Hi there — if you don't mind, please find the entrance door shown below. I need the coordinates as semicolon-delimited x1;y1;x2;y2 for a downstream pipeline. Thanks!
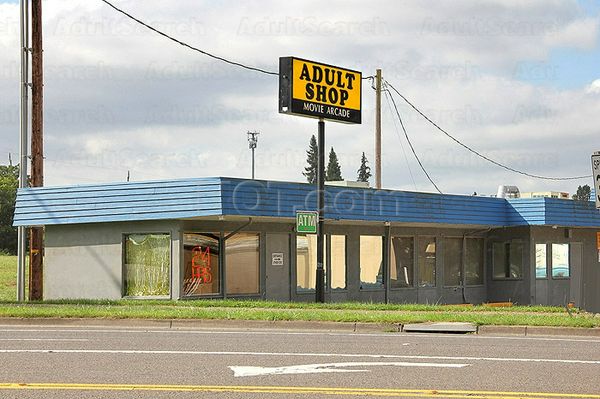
265;233;290;301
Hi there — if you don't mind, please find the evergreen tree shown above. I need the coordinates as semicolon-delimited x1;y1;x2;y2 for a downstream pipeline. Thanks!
326;147;343;181
0;164;19;254
302;135;318;184
356;152;372;183
572;184;591;202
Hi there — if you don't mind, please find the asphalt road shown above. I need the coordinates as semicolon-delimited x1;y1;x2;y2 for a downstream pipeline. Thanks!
0;323;599;399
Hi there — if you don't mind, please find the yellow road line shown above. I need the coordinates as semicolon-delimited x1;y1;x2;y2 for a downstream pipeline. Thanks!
0;383;599;398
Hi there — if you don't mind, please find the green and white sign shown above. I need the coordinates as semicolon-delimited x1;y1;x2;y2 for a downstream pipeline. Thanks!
296;211;318;234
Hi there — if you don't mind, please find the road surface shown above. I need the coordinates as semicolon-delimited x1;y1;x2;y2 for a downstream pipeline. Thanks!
0;323;599;398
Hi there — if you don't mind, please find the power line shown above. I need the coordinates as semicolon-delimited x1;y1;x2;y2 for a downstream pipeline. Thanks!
99;0;278;76
385;80;592;181
383;89;417;190
386;87;442;194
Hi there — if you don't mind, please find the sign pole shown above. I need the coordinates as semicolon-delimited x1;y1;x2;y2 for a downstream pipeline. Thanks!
316;118;325;303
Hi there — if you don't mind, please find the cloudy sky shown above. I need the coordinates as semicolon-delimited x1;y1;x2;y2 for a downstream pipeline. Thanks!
0;0;598;195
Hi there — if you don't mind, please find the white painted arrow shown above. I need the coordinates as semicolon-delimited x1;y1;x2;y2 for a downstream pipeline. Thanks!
230;361;469;377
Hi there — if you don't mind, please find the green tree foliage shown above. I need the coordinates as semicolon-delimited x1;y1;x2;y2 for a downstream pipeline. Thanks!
572;184;591;202
356;152;372;183
326;147;343;181
302;135;318;184
0;164;19;255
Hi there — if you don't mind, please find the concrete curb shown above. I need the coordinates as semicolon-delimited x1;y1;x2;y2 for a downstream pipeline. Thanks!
0;318;599;337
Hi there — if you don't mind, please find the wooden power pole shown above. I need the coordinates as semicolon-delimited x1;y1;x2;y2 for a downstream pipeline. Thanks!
375;69;382;189
29;0;44;300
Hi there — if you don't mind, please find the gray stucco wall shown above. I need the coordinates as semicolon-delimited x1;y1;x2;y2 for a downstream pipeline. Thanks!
44;220;180;300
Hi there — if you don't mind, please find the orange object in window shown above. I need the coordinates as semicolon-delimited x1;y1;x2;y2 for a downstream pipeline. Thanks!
191;246;212;284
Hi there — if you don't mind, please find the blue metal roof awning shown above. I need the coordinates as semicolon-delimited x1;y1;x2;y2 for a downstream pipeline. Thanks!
12;177;600;228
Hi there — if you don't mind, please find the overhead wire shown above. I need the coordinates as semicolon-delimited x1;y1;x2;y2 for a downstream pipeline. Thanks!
383;88;417;190
99;0;278;76
386;86;443;194
385;80;592;181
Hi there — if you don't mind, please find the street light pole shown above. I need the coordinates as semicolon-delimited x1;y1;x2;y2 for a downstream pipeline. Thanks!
247;131;259;179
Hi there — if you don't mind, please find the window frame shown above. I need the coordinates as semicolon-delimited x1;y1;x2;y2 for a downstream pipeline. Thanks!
390;235;416;290
550;243;570;280
534;242;548;280
359;235;385;291
491;240;524;281
122;232;172;299
442;236;464;288
464;237;485;287
417;236;437;288
329;234;348;292
181;232;222;298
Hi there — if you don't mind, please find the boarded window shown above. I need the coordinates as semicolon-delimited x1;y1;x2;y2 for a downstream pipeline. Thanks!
360;236;383;289
124;233;170;297
330;235;346;290
226;233;260;295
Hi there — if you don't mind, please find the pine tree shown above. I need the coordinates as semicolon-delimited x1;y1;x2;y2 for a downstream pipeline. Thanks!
326;147;343;181
356;152;372;183
302;135;318;184
572;184;591;202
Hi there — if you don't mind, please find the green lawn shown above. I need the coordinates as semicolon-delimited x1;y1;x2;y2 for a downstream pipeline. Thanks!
0;255;17;301
0;255;598;328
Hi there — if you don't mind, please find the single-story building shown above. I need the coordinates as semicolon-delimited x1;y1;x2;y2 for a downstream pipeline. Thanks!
13;177;600;312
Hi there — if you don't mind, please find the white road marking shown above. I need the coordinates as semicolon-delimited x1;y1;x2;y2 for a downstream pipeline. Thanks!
0;348;598;365
230;361;469;377
1;327;600;344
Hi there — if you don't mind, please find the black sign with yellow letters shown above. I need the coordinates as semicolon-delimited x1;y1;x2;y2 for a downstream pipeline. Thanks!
279;57;362;124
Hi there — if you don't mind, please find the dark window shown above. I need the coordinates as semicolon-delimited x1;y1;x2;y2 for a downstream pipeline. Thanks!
391;237;414;288
443;238;462;286
465;238;484;285
418;237;436;287
492;241;523;279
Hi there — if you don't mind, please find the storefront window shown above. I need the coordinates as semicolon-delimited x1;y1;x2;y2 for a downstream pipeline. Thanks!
465;238;484;285
418;237;436;287
226;233;260;295
123;233;170;297
444;238;462;287
330;235;346;290
535;244;547;279
183;233;220;296
391;237;413;288
551;243;570;278
492;241;523;279
296;235;319;291
360;236;383;289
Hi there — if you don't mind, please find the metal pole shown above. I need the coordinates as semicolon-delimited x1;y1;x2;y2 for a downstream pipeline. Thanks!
29;0;43;300
375;69;382;189
251;147;255;179
17;0;29;302
315;119;325;303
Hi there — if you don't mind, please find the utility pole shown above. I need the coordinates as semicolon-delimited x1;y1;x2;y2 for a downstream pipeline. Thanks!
247;131;259;179
375;69;382;189
17;0;29;302
29;0;44;301
315;119;325;303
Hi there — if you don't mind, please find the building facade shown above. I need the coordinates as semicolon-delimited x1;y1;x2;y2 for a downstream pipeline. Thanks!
13;177;600;312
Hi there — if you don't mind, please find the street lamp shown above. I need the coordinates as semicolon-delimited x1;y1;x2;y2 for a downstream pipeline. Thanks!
247;131;259;179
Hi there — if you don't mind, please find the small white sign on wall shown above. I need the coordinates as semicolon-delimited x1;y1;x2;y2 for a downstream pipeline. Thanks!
271;253;284;266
